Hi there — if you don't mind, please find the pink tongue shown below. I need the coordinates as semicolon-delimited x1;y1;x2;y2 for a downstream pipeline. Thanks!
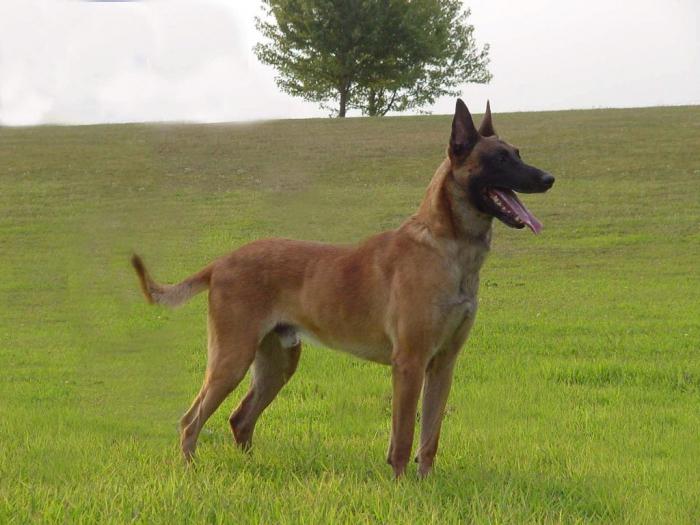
492;189;543;234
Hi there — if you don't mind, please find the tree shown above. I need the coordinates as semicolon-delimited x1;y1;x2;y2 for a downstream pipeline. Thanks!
255;0;492;117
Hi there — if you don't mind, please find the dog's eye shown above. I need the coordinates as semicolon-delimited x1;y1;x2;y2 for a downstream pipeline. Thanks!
499;152;509;163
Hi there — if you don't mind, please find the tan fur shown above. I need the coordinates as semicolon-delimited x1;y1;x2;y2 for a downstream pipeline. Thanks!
132;106;509;478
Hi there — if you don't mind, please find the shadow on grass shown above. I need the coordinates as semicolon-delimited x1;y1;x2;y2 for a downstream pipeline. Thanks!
185;434;623;523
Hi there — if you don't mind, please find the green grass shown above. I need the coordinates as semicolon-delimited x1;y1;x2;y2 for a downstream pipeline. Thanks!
1;106;699;523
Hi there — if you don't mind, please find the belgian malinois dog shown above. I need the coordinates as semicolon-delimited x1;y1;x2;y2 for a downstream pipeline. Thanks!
132;99;554;477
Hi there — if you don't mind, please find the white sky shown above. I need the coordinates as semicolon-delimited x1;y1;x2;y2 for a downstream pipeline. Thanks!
0;0;698;126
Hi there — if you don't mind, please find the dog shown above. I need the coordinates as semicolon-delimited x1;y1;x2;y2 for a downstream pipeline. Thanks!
132;99;554;477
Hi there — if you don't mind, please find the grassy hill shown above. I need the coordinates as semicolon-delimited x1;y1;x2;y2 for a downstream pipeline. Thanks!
1;106;699;523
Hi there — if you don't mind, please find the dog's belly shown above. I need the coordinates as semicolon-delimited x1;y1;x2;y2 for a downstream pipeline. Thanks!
307;331;393;364
274;324;393;364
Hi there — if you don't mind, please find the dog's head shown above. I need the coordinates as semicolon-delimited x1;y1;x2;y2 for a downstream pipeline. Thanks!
448;99;554;234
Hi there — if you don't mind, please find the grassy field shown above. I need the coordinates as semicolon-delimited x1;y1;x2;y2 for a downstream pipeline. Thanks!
1;106;699;523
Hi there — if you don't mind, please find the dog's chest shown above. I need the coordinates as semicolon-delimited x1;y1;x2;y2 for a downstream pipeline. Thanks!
434;243;487;349
437;276;477;342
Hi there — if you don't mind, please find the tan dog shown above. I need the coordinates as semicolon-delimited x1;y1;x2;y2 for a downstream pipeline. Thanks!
132;99;554;478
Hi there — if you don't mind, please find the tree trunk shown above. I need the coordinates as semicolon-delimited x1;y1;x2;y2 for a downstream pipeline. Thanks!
367;89;377;116
338;89;348;118
379;90;399;116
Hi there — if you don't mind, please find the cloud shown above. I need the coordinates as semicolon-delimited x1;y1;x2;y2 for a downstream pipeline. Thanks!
0;0;323;125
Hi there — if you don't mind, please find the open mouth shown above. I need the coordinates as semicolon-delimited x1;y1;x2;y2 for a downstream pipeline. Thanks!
485;188;542;234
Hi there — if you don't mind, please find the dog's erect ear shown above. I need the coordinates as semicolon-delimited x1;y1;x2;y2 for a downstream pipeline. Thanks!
450;99;479;158
478;100;497;137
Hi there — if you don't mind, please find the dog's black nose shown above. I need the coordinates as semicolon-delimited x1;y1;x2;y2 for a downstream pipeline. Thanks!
541;173;555;189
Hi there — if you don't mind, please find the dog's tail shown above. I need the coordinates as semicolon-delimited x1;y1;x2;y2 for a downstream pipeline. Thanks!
131;254;211;308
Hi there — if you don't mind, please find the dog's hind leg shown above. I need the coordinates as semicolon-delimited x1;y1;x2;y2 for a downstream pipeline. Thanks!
179;314;258;461
229;331;301;450
179;386;205;432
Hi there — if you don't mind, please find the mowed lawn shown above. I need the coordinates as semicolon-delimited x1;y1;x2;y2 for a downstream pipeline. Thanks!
1;106;699;524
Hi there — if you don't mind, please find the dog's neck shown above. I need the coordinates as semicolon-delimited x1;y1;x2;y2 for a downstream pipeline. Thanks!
413;158;493;246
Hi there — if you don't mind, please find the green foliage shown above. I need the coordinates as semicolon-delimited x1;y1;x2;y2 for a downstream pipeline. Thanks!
1;106;699;522
255;0;491;116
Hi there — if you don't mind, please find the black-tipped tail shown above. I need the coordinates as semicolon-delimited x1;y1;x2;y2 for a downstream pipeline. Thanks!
130;254;211;308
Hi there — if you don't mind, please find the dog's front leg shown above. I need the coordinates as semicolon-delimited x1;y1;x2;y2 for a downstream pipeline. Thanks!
415;348;459;477
416;318;474;476
387;350;428;478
